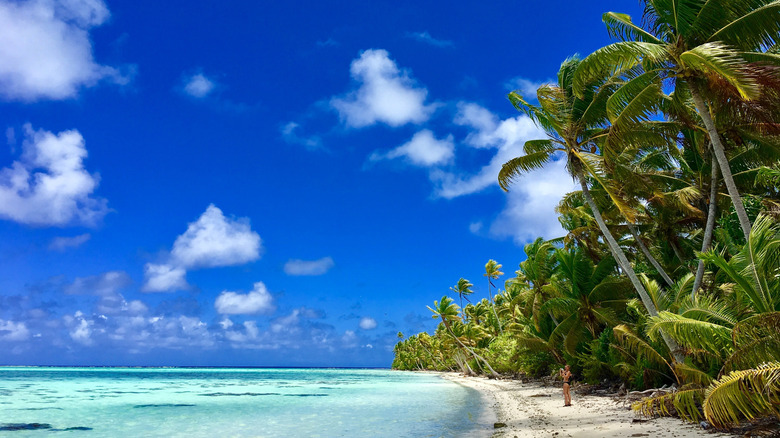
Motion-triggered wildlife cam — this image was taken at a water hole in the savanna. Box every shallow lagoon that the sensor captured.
[0,367,491,437]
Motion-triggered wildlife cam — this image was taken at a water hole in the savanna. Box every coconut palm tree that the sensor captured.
[544,248,634,355]
[499,56,683,360]
[484,260,504,334]
[450,278,474,320]
[428,295,499,377]
[574,0,780,244]
[515,238,559,330]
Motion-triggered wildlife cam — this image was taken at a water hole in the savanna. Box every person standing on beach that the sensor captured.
[559,365,572,406]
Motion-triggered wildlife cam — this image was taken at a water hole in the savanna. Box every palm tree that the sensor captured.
[515,238,559,330]
[544,248,633,355]
[484,260,504,334]
[574,1,780,244]
[428,295,499,377]
[499,57,683,361]
[450,278,474,320]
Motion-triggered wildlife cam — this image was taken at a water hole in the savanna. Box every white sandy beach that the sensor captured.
[440,374,733,438]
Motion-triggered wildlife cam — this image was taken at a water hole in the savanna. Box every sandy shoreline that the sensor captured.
[438,373,733,438]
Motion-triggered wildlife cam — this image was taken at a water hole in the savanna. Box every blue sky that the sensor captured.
[0,0,643,367]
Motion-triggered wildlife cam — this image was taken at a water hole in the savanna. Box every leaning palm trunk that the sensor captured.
[692,156,719,298]
[578,175,684,362]
[628,223,674,287]
[688,84,752,242]
[453,352,473,375]
[442,320,499,377]
[689,84,765,294]
[486,282,504,335]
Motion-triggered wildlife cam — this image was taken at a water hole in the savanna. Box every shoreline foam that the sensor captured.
[439,373,734,437]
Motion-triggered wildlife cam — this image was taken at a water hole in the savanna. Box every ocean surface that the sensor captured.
[0,367,493,437]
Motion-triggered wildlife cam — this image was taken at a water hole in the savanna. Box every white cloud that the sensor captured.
[426,102,572,245]
[372,130,454,167]
[489,157,576,243]
[49,233,91,251]
[0,0,126,101]
[171,204,262,269]
[331,49,435,128]
[430,103,545,199]
[66,270,131,296]
[182,73,215,98]
[66,271,149,315]
[281,122,322,150]
[66,311,92,345]
[142,205,262,292]
[359,317,377,330]
[0,125,108,226]
[214,282,275,315]
[142,263,188,293]
[0,319,30,342]
[283,256,335,276]
[406,31,453,48]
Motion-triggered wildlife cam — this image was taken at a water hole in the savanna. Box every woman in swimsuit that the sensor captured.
[559,365,572,406]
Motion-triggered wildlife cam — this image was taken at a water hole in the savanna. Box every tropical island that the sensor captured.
[393,1,780,436]
[1,0,779,436]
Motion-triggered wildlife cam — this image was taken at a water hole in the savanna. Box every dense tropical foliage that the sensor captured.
[393,0,780,431]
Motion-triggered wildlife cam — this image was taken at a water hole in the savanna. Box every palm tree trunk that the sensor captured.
[487,281,504,335]
[578,175,684,362]
[420,343,445,370]
[442,320,499,377]
[692,156,719,298]
[669,239,690,271]
[627,223,674,287]
[689,83,752,242]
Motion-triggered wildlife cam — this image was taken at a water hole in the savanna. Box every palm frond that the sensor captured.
[708,1,780,51]
[675,362,715,386]
[703,362,780,428]
[613,324,673,371]
[679,42,759,99]
[499,151,555,191]
[603,12,662,43]
[646,311,733,357]
[633,387,706,422]
[574,42,669,98]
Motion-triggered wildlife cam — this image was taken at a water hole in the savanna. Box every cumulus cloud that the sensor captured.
[489,157,575,243]
[406,31,453,48]
[182,72,215,98]
[142,263,188,293]
[0,125,108,226]
[171,204,262,269]
[0,0,127,101]
[65,311,92,345]
[359,317,377,330]
[426,102,572,244]
[371,130,454,167]
[331,49,436,128]
[214,282,275,315]
[283,256,335,276]
[142,205,262,292]
[429,102,545,199]
[0,319,30,342]
[49,233,91,251]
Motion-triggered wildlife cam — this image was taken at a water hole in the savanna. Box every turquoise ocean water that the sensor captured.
[0,367,493,437]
